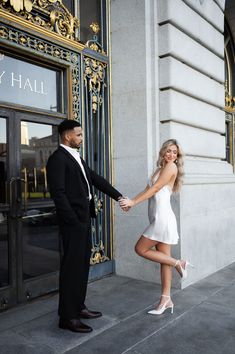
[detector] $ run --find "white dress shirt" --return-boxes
[60,144,92,200]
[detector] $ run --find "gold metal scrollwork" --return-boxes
[85,22,104,54]
[90,22,100,35]
[84,57,106,113]
[90,240,109,265]
[93,194,103,216]
[7,0,33,12]
[225,82,235,112]
[50,8,79,39]
[0,0,80,41]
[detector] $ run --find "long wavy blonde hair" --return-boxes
[156,139,184,192]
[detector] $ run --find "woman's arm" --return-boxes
[120,162,177,208]
[131,184,150,200]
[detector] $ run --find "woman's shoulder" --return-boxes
[163,162,178,174]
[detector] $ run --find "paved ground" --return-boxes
[0,263,235,354]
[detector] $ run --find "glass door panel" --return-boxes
[0,214,8,288]
[21,122,58,202]
[0,117,9,289]
[20,121,60,282]
[22,206,59,280]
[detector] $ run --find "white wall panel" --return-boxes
[214,0,226,11]
[184,0,224,32]
[160,89,225,133]
[161,121,225,159]
[159,24,224,83]
[159,57,224,108]
[157,0,224,57]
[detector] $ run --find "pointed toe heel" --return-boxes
[175,260,194,280]
[147,295,174,315]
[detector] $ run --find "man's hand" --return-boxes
[118,196,128,212]
[118,197,133,212]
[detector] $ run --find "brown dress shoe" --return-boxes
[59,318,92,333]
[79,308,102,319]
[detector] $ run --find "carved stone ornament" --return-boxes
[0,0,80,41]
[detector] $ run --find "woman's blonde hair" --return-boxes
[156,139,184,192]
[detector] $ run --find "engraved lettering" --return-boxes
[0,71,5,84]
[11,73,22,88]
[23,78,33,91]
[34,79,41,94]
[41,81,47,95]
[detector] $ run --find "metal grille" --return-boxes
[83,54,112,265]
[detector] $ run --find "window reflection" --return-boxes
[0,117,9,288]
[63,0,75,15]
[0,118,6,205]
[21,122,58,201]
[22,207,60,279]
[0,213,9,287]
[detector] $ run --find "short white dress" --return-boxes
[142,173,179,245]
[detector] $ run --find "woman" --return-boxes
[120,139,193,315]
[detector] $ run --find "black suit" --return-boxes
[46,146,122,319]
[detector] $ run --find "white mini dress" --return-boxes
[142,174,179,245]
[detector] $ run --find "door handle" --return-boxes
[9,177,15,207]
[21,168,28,214]
[9,177,18,218]
[21,211,55,220]
[9,176,27,218]
[41,166,48,196]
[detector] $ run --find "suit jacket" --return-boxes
[46,146,122,227]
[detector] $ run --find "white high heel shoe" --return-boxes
[148,295,174,315]
[175,260,194,280]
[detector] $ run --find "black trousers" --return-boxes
[58,219,92,319]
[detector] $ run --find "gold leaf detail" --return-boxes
[1,0,80,41]
[89,43,99,52]
[90,22,100,34]
[19,35,27,44]
[9,0,33,12]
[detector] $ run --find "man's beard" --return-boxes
[69,140,80,149]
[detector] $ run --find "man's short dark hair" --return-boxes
[58,119,81,136]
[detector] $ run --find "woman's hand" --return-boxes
[119,197,135,209]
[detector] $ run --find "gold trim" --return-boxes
[7,0,33,13]
[67,67,73,119]
[107,0,114,260]
[0,9,84,51]
[0,102,67,118]
[84,57,107,114]
[225,90,235,113]
[90,22,100,35]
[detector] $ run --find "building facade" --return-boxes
[0,0,234,310]
[112,0,235,288]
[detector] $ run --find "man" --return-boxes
[46,119,122,333]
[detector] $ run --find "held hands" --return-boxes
[118,197,135,212]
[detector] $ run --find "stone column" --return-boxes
[110,0,165,283]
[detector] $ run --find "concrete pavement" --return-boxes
[0,262,235,353]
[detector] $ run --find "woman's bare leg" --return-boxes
[135,235,186,277]
[135,236,177,266]
[156,242,173,308]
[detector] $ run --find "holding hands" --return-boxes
[118,197,135,212]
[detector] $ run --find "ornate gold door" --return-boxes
[0,0,113,309]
